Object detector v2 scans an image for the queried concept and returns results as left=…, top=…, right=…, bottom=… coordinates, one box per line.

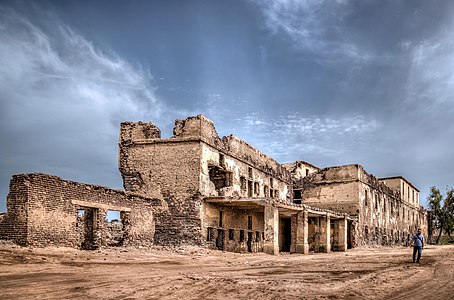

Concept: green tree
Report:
left=428, top=186, right=454, bottom=243
left=444, top=189, right=454, bottom=236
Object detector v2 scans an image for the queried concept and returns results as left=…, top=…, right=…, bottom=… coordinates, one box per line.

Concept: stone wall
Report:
left=0, top=173, right=160, bottom=248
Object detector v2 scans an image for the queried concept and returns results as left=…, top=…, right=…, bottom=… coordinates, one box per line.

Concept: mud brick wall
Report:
left=119, top=121, right=203, bottom=246
left=0, top=175, right=29, bottom=245
left=0, top=173, right=159, bottom=248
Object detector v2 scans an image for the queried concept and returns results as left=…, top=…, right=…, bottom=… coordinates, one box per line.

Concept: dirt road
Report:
left=0, top=242, right=453, bottom=299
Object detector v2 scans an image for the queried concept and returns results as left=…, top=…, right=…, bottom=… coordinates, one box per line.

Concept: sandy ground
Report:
left=0, top=242, right=453, bottom=300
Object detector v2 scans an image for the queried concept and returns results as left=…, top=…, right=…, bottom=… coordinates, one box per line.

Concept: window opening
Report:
left=248, top=180, right=253, bottom=197
left=294, top=190, right=302, bottom=200
left=240, top=176, right=247, bottom=191
left=209, top=166, right=232, bottom=190
left=229, top=229, right=234, bottom=240
left=207, top=227, right=214, bottom=241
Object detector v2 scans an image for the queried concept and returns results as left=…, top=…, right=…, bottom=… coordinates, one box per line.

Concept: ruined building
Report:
left=294, top=165, right=428, bottom=246
left=0, top=115, right=428, bottom=254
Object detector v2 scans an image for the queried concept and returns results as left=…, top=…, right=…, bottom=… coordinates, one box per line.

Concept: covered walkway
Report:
left=205, top=197, right=355, bottom=255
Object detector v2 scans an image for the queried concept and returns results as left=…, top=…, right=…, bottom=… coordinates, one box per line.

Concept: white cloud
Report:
left=252, top=0, right=373, bottom=63
left=231, top=112, right=381, bottom=162
left=406, top=36, right=454, bottom=110
left=0, top=5, right=171, bottom=207
left=0, top=8, right=163, bottom=124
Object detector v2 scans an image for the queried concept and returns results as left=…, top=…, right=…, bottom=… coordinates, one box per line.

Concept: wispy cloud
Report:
left=252, top=0, right=373, bottom=63
left=230, top=112, right=381, bottom=163
left=0, top=6, right=163, bottom=124
left=406, top=36, right=454, bottom=111
left=0, top=5, right=170, bottom=201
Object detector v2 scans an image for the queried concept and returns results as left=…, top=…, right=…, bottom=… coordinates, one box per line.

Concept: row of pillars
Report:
left=263, top=206, right=348, bottom=255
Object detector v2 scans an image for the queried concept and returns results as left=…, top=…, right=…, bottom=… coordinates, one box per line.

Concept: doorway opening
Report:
left=105, top=210, right=129, bottom=247
left=216, top=229, right=225, bottom=250
left=347, top=221, right=353, bottom=249
left=247, top=231, right=253, bottom=252
left=279, top=217, right=291, bottom=252
left=76, top=207, right=99, bottom=250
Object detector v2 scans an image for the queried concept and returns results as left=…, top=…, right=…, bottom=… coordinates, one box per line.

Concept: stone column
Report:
left=97, top=209, right=107, bottom=248
left=336, top=217, right=348, bottom=251
left=290, top=213, right=297, bottom=253
left=264, top=205, right=279, bottom=255
left=320, top=214, right=331, bottom=253
left=290, top=210, right=309, bottom=254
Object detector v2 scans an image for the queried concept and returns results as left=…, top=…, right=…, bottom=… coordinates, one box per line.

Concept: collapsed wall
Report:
left=0, top=173, right=161, bottom=248
left=119, top=118, right=204, bottom=246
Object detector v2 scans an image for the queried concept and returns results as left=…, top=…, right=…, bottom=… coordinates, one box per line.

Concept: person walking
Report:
left=411, top=228, right=424, bottom=263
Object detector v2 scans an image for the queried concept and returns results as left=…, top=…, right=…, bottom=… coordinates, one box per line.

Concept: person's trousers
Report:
left=413, top=246, right=422, bottom=262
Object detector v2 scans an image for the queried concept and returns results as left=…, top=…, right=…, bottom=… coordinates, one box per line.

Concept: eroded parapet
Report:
left=173, top=114, right=221, bottom=146
left=120, top=121, right=161, bottom=145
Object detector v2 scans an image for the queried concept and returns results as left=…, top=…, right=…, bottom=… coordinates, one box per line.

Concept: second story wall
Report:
left=379, top=177, right=420, bottom=207
left=283, top=160, right=320, bottom=181
left=200, top=143, right=290, bottom=200
left=298, top=164, right=362, bottom=215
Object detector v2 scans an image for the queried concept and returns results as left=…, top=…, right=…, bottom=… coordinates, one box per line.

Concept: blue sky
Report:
left=1, top=0, right=454, bottom=211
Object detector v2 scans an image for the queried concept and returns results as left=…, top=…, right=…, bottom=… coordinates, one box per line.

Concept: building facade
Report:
left=293, top=165, right=428, bottom=246
left=0, top=115, right=428, bottom=254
